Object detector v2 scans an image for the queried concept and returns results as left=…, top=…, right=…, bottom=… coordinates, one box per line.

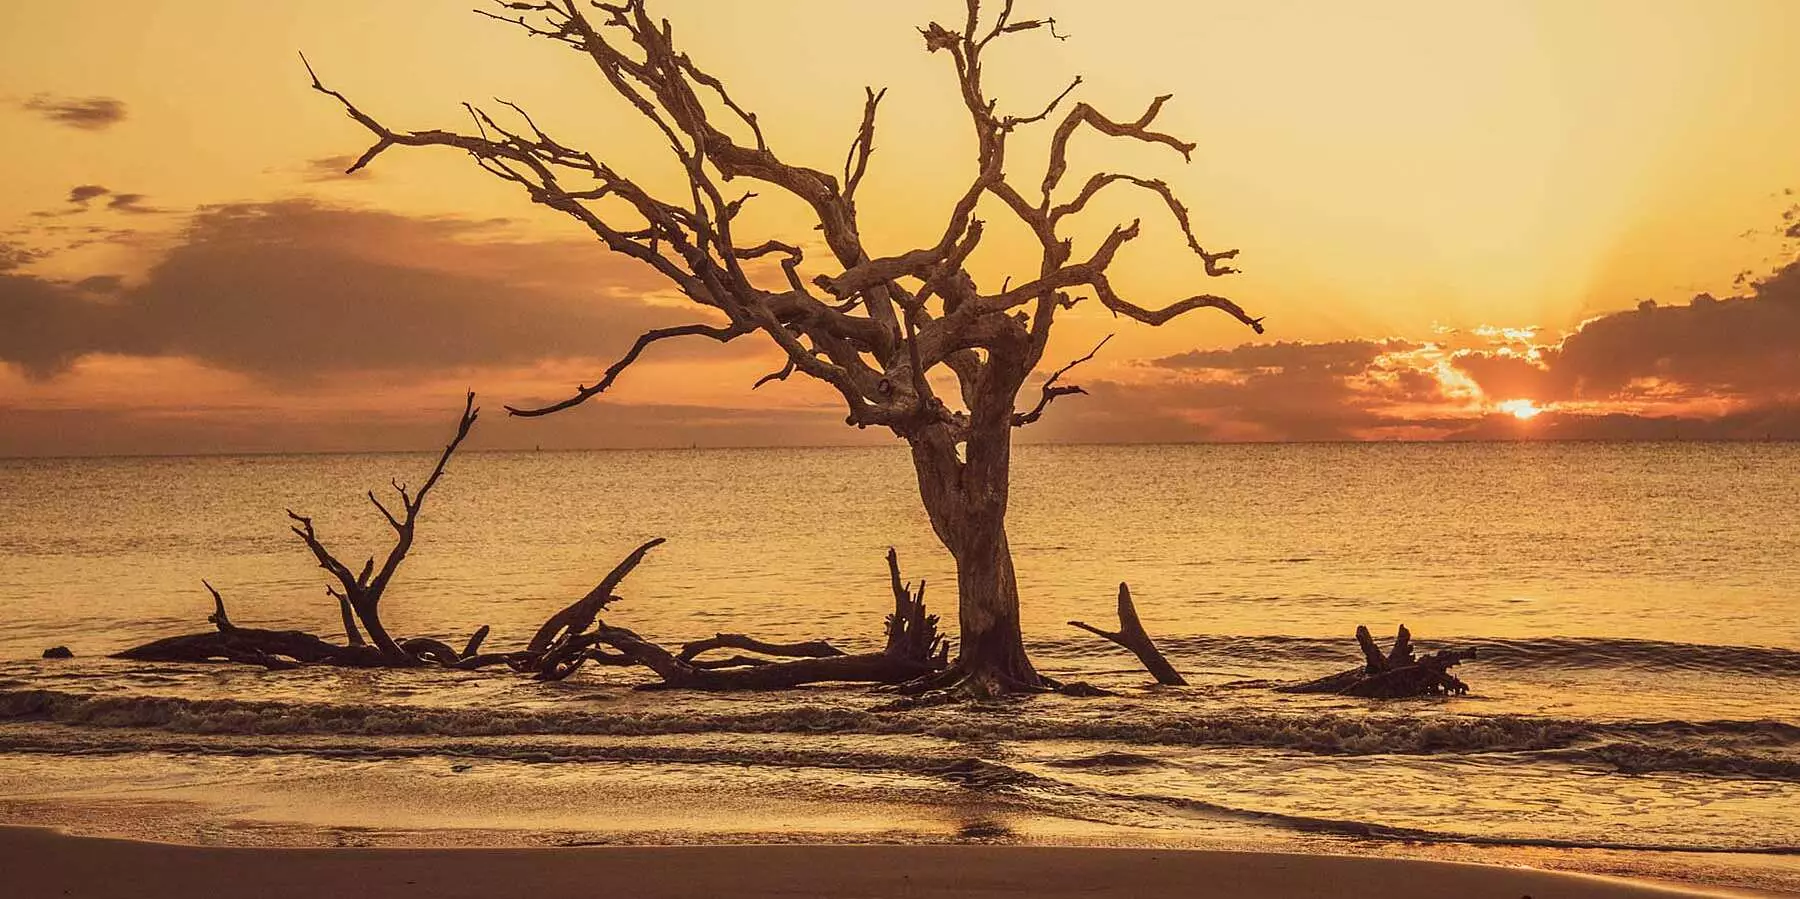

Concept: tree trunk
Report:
left=947, top=519, right=1042, bottom=688
left=906, top=377, right=1044, bottom=694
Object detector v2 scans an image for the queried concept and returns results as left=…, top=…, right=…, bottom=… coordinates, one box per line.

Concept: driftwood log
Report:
left=527, top=547, right=949, bottom=690
left=116, top=395, right=508, bottom=670
left=1068, top=583, right=1187, bottom=686
left=1279, top=624, right=1475, bottom=698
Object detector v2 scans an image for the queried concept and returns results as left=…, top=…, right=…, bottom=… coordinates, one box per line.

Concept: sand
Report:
left=1, top=826, right=1755, bottom=899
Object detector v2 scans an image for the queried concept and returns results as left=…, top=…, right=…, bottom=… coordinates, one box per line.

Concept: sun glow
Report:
left=1496, top=399, right=1542, bottom=420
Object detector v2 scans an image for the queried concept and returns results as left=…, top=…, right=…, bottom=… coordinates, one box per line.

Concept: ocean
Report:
left=1, top=443, right=1796, bottom=891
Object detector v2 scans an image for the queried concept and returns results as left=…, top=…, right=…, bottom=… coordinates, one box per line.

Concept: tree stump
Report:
left=1068, top=583, right=1187, bottom=686
left=1279, top=624, right=1475, bottom=697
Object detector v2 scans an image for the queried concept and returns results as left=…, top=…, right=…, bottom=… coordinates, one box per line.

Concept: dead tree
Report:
left=116, top=394, right=500, bottom=669
left=306, top=0, right=1264, bottom=698
left=1279, top=625, right=1476, bottom=698
left=1068, top=583, right=1186, bottom=686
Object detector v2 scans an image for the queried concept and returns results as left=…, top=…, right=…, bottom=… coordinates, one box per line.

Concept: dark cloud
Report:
left=1032, top=300, right=1800, bottom=442
left=51, top=185, right=165, bottom=216
left=1151, top=339, right=1418, bottom=373
left=1453, top=264, right=1800, bottom=405
left=303, top=155, right=374, bottom=182
left=0, top=400, right=867, bottom=457
left=106, top=193, right=165, bottom=214
left=72, top=275, right=124, bottom=295
left=0, top=241, right=48, bottom=273
left=67, top=185, right=110, bottom=206
left=0, top=199, right=736, bottom=381
left=1028, top=339, right=1450, bottom=443
left=1448, top=404, right=1800, bottom=442
left=20, top=94, right=128, bottom=131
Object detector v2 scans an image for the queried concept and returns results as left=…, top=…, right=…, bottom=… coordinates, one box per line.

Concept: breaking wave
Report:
left=1133, top=634, right=1800, bottom=677
left=2, top=687, right=1794, bottom=781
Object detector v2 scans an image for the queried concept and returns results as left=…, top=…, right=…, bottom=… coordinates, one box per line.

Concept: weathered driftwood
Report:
left=1279, top=624, right=1475, bottom=698
left=1068, top=583, right=1187, bottom=686
left=529, top=547, right=949, bottom=690
left=114, top=395, right=505, bottom=671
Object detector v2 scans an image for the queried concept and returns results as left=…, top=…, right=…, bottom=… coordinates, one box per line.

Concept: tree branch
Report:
left=1014, top=333, right=1110, bottom=427
left=507, top=322, right=748, bottom=417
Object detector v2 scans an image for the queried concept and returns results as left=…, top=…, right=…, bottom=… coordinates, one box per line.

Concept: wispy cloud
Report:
left=301, top=155, right=375, bottom=182
left=19, top=94, right=127, bottom=131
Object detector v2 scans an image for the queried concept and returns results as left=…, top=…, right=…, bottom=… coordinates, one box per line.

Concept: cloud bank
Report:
left=2, top=195, right=1797, bottom=452
left=0, top=199, right=729, bottom=381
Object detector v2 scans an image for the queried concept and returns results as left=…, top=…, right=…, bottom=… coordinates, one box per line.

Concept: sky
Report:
left=2, top=0, right=1798, bottom=455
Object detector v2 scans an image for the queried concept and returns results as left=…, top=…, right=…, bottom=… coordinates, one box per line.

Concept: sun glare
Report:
left=1496, top=399, right=1542, bottom=420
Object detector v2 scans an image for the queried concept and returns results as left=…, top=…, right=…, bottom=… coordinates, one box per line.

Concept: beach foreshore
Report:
left=2, top=826, right=1768, bottom=899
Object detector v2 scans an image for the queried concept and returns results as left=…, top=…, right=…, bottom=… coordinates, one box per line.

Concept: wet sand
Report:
left=1, top=826, right=1758, bottom=899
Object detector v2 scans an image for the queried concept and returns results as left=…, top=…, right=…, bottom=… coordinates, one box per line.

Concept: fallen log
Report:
left=113, top=395, right=509, bottom=671
left=1068, top=583, right=1187, bottom=686
left=677, top=634, right=845, bottom=663
left=1279, top=624, right=1475, bottom=697
left=530, top=547, right=948, bottom=690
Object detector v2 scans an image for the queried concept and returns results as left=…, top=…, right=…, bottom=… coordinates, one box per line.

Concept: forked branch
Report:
left=1069, top=583, right=1187, bottom=686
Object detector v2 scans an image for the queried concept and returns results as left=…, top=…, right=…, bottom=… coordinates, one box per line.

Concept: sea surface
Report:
left=1, top=443, right=1797, bottom=891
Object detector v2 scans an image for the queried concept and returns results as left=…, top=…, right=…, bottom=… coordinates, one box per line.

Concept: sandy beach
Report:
left=3, top=826, right=1765, bottom=899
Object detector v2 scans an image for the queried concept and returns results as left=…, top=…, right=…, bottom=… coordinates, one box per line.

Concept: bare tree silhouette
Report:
left=306, top=0, right=1264, bottom=697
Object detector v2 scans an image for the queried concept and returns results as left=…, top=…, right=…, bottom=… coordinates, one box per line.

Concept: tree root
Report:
left=882, top=659, right=1113, bottom=708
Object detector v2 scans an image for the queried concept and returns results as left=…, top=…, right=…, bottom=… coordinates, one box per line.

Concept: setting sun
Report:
left=1496, top=399, right=1543, bottom=420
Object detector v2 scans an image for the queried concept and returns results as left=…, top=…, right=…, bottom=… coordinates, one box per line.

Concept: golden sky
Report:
left=3, top=0, right=1798, bottom=453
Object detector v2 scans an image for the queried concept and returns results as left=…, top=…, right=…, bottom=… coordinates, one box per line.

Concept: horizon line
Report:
left=3, top=435, right=1796, bottom=462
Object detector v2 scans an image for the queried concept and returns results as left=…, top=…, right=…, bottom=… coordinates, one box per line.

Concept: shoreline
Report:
left=1, top=826, right=1771, bottom=899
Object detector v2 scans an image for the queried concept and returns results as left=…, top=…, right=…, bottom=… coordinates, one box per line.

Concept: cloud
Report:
left=1022, top=338, right=1457, bottom=443
left=1447, top=404, right=1800, bottom=441
left=1151, top=339, right=1419, bottom=373
left=302, top=155, right=374, bottom=182
left=20, top=94, right=127, bottom=131
left=1026, top=288, right=1800, bottom=443
left=0, top=199, right=739, bottom=382
left=0, top=241, right=48, bottom=273
left=52, top=185, right=167, bottom=215
left=5, top=195, right=1797, bottom=449
left=106, top=193, right=165, bottom=214
left=0, top=397, right=867, bottom=457
left=67, top=185, right=110, bottom=206
left=1453, top=264, right=1800, bottom=407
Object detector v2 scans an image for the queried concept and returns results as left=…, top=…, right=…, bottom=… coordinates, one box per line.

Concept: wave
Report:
left=1118, top=634, right=1800, bottom=677
left=3, top=687, right=1794, bottom=780
left=1089, top=788, right=1800, bottom=855
left=0, top=687, right=1589, bottom=752
left=5, top=687, right=1797, bottom=855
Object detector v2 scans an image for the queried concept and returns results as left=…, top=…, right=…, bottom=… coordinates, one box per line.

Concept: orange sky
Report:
left=3, top=1, right=1798, bottom=454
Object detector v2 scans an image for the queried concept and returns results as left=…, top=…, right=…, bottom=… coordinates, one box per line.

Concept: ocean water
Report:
left=1, top=444, right=1797, bottom=890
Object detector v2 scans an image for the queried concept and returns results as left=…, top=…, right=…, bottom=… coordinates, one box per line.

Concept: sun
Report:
left=1495, top=399, right=1542, bottom=420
